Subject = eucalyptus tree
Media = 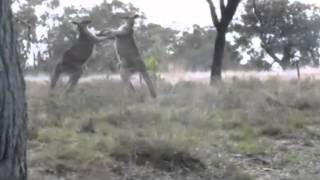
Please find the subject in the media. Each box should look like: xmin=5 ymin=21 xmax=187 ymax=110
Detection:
xmin=233 ymin=0 xmax=320 ymax=70
xmin=0 ymin=0 xmax=27 ymax=179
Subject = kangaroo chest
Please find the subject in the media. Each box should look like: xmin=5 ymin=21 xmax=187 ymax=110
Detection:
xmin=114 ymin=36 xmax=141 ymax=66
xmin=68 ymin=39 xmax=94 ymax=64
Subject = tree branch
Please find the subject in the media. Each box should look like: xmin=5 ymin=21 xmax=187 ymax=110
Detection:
xmin=206 ymin=0 xmax=220 ymax=27
xmin=14 ymin=17 xmax=32 ymax=53
xmin=220 ymin=0 xmax=225 ymax=13
xmin=15 ymin=18 xmax=31 ymax=28
xmin=252 ymin=0 xmax=264 ymax=27
xmin=220 ymin=0 xmax=241 ymax=28
xmin=14 ymin=17 xmax=32 ymax=40
xmin=261 ymin=42 xmax=281 ymax=64
xmin=253 ymin=0 xmax=287 ymax=67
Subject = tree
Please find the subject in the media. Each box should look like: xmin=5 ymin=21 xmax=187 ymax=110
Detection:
xmin=136 ymin=23 xmax=178 ymax=70
xmin=13 ymin=0 xmax=61 ymax=71
xmin=0 ymin=0 xmax=28 ymax=179
xmin=206 ymin=0 xmax=241 ymax=83
xmin=18 ymin=0 xmax=144 ymax=73
xmin=171 ymin=25 xmax=240 ymax=71
xmin=13 ymin=0 xmax=39 ymax=69
xmin=233 ymin=0 xmax=320 ymax=70
xmin=172 ymin=26 xmax=215 ymax=70
xmin=20 ymin=0 xmax=179 ymax=74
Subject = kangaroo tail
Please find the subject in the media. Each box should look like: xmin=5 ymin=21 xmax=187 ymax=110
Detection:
xmin=140 ymin=70 xmax=157 ymax=98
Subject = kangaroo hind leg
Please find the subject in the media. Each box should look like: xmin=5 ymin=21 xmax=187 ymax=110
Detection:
xmin=65 ymin=68 xmax=83 ymax=94
xmin=140 ymin=70 xmax=157 ymax=98
xmin=120 ymin=67 xmax=136 ymax=95
xmin=50 ymin=62 xmax=63 ymax=94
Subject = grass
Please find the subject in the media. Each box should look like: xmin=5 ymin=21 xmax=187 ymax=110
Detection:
xmin=26 ymin=78 xmax=320 ymax=180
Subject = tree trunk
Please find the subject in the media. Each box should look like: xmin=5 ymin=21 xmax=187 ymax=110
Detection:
xmin=296 ymin=61 xmax=301 ymax=80
xmin=0 ymin=0 xmax=28 ymax=180
xmin=279 ymin=59 xmax=291 ymax=70
xmin=206 ymin=0 xmax=241 ymax=83
xmin=210 ymin=29 xmax=226 ymax=83
xmin=278 ymin=44 xmax=292 ymax=70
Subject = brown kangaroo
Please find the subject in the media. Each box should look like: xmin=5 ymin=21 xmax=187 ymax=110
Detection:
xmin=50 ymin=20 xmax=108 ymax=94
xmin=100 ymin=15 xmax=157 ymax=98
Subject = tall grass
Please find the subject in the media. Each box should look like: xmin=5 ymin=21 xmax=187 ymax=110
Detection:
xmin=27 ymin=78 xmax=320 ymax=179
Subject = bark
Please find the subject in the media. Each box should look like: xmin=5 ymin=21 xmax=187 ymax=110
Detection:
xmin=280 ymin=44 xmax=293 ymax=70
xmin=210 ymin=29 xmax=226 ymax=82
xmin=0 ymin=0 xmax=28 ymax=179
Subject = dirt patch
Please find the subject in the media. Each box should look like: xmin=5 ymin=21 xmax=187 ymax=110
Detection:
xmin=111 ymin=140 xmax=206 ymax=173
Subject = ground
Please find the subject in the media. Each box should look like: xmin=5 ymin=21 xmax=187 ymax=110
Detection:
xmin=26 ymin=76 xmax=320 ymax=180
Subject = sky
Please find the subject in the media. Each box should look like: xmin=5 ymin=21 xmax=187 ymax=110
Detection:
xmin=58 ymin=0 xmax=211 ymax=30
xmin=59 ymin=0 xmax=320 ymax=30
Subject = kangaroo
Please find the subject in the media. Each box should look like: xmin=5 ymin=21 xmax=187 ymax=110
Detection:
xmin=101 ymin=15 xmax=157 ymax=98
xmin=50 ymin=20 xmax=108 ymax=94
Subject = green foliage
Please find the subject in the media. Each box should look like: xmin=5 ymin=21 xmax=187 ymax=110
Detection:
xmin=15 ymin=0 xmax=242 ymax=73
xmin=144 ymin=55 xmax=159 ymax=74
xmin=171 ymin=26 xmax=240 ymax=70
xmin=233 ymin=0 xmax=320 ymax=70
xmin=14 ymin=0 xmax=181 ymax=73
xmin=172 ymin=27 xmax=215 ymax=70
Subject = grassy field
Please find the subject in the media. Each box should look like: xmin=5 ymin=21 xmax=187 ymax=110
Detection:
xmin=26 ymin=77 xmax=320 ymax=180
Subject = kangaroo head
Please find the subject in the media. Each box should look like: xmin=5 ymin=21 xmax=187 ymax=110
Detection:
xmin=119 ymin=14 xmax=140 ymax=27
xmin=72 ymin=20 xmax=92 ymax=31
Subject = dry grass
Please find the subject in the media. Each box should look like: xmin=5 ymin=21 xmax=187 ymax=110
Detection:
xmin=25 ymin=67 xmax=320 ymax=85
xmin=26 ymin=77 xmax=320 ymax=180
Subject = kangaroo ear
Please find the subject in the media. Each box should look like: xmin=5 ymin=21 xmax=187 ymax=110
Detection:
xmin=133 ymin=14 xmax=140 ymax=19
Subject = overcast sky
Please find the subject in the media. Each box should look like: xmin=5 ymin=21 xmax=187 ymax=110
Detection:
xmin=59 ymin=0 xmax=320 ymax=30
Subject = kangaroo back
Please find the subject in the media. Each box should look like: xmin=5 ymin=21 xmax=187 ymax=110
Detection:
xmin=140 ymin=70 xmax=157 ymax=98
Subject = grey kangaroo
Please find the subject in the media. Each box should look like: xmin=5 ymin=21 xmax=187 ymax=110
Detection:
xmin=100 ymin=15 xmax=157 ymax=98
xmin=50 ymin=20 xmax=108 ymax=94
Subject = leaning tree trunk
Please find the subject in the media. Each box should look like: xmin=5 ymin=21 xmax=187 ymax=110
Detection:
xmin=0 ymin=0 xmax=28 ymax=180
